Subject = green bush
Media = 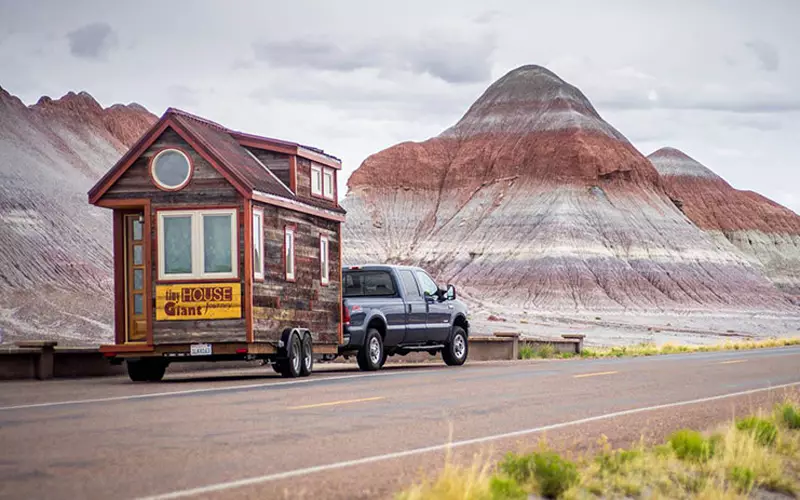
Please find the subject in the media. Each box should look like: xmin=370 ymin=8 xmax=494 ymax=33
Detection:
xmin=488 ymin=476 xmax=526 ymax=500
xmin=729 ymin=466 xmax=755 ymax=493
xmin=668 ymin=430 xmax=715 ymax=462
xmin=780 ymin=403 xmax=800 ymax=429
xmin=499 ymin=452 xmax=578 ymax=499
xmin=595 ymin=449 xmax=641 ymax=475
xmin=518 ymin=345 xmax=536 ymax=359
xmin=736 ymin=417 xmax=777 ymax=446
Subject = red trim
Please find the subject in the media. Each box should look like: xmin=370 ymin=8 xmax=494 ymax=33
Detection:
xmin=244 ymin=200 xmax=254 ymax=343
xmin=100 ymin=344 xmax=155 ymax=354
xmin=155 ymin=277 xmax=242 ymax=285
xmin=252 ymin=206 xmax=265 ymax=282
xmin=148 ymin=147 xmax=194 ymax=192
xmin=235 ymin=136 xmax=297 ymax=156
xmin=97 ymin=198 xmax=153 ymax=209
xmin=289 ymin=156 xmax=297 ymax=193
xmin=112 ymin=210 xmax=125 ymax=344
xmin=251 ymin=192 xmax=346 ymax=222
xmin=284 ymin=225 xmax=297 ymax=283
xmin=319 ymin=234 xmax=330 ymax=286
xmin=337 ymin=224 xmax=343 ymax=344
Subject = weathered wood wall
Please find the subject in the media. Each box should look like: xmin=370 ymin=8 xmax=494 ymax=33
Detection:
xmin=295 ymin=157 xmax=340 ymax=210
xmin=245 ymin=147 xmax=292 ymax=189
xmin=253 ymin=203 xmax=341 ymax=346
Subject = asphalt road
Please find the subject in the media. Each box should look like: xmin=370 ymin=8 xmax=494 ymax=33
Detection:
xmin=1 ymin=347 xmax=799 ymax=500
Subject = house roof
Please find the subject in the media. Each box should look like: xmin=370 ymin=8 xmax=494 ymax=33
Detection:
xmin=88 ymin=108 xmax=345 ymax=216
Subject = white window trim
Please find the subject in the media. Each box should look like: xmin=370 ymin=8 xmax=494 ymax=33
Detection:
xmin=157 ymin=208 xmax=238 ymax=281
xmin=322 ymin=168 xmax=335 ymax=200
xmin=319 ymin=235 xmax=329 ymax=285
xmin=284 ymin=226 xmax=296 ymax=281
xmin=253 ymin=208 xmax=264 ymax=280
xmin=151 ymin=149 xmax=192 ymax=190
xmin=311 ymin=165 xmax=323 ymax=197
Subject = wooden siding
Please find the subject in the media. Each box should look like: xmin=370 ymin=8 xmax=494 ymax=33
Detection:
xmin=253 ymin=203 xmax=342 ymax=346
xmin=295 ymin=157 xmax=340 ymax=209
xmin=101 ymin=128 xmax=239 ymax=205
xmin=244 ymin=147 xmax=293 ymax=189
xmin=153 ymin=319 xmax=246 ymax=344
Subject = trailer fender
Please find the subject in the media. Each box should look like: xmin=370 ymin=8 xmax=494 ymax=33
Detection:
xmin=278 ymin=328 xmax=312 ymax=358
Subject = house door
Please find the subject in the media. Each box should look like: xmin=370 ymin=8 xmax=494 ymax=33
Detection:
xmin=125 ymin=213 xmax=147 ymax=343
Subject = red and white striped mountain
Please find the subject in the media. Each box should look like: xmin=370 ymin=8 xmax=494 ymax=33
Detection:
xmin=648 ymin=147 xmax=800 ymax=296
xmin=0 ymin=87 xmax=156 ymax=343
xmin=343 ymin=65 xmax=796 ymax=313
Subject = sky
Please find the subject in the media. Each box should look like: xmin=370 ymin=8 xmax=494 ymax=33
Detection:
xmin=1 ymin=0 xmax=798 ymax=212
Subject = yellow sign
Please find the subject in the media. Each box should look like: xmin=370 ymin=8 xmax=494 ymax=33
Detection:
xmin=155 ymin=283 xmax=241 ymax=321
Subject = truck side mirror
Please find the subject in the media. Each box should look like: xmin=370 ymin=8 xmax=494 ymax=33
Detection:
xmin=445 ymin=284 xmax=456 ymax=300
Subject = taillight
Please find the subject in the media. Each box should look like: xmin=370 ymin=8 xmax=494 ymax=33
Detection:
xmin=342 ymin=304 xmax=351 ymax=326
xmin=236 ymin=348 xmax=248 ymax=354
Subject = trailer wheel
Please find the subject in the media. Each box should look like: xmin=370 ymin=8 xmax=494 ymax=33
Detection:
xmin=127 ymin=359 xmax=166 ymax=382
xmin=300 ymin=332 xmax=313 ymax=377
xmin=357 ymin=329 xmax=384 ymax=371
xmin=280 ymin=331 xmax=303 ymax=378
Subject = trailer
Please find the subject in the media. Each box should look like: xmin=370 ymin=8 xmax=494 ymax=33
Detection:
xmin=88 ymin=108 xmax=345 ymax=381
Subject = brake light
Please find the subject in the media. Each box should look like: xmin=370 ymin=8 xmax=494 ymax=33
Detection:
xmin=236 ymin=348 xmax=248 ymax=354
xmin=350 ymin=266 xmax=360 ymax=270
xmin=343 ymin=303 xmax=351 ymax=326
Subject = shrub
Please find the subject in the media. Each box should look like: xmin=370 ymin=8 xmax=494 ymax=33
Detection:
xmin=488 ymin=476 xmax=526 ymax=500
xmin=499 ymin=452 xmax=578 ymax=499
xmin=595 ymin=449 xmax=641 ymax=475
xmin=728 ymin=466 xmax=755 ymax=493
xmin=736 ymin=417 xmax=777 ymax=446
xmin=518 ymin=345 xmax=536 ymax=360
xmin=668 ymin=429 xmax=715 ymax=462
xmin=780 ymin=403 xmax=800 ymax=430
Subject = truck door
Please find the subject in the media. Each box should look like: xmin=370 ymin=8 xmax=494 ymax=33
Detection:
xmin=397 ymin=269 xmax=427 ymax=344
xmin=415 ymin=270 xmax=452 ymax=343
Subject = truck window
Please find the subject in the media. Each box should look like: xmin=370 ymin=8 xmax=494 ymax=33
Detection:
xmin=343 ymin=271 xmax=397 ymax=297
xmin=398 ymin=270 xmax=421 ymax=299
xmin=414 ymin=271 xmax=439 ymax=297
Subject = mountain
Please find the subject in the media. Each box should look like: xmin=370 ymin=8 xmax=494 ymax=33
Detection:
xmin=648 ymin=147 xmax=800 ymax=297
xmin=0 ymin=87 xmax=156 ymax=344
xmin=342 ymin=65 xmax=795 ymax=313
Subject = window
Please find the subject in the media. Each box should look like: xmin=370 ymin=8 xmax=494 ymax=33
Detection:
xmin=151 ymin=149 xmax=192 ymax=190
xmin=311 ymin=165 xmax=322 ymax=196
xmin=323 ymin=168 xmax=335 ymax=200
xmin=399 ymin=270 xmax=421 ymax=299
xmin=415 ymin=271 xmax=439 ymax=297
xmin=284 ymin=226 xmax=295 ymax=281
xmin=157 ymin=209 xmax=238 ymax=280
xmin=343 ymin=271 xmax=396 ymax=297
xmin=253 ymin=209 xmax=264 ymax=279
xmin=319 ymin=235 xmax=329 ymax=285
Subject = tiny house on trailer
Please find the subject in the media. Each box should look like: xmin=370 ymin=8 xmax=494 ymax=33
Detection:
xmin=88 ymin=108 xmax=345 ymax=381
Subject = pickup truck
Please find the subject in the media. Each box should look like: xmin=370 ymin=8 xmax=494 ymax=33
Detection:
xmin=339 ymin=264 xmax=470 ymax=370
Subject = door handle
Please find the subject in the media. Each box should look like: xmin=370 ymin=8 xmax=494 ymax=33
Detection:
xmin=407 ymin=304 xmax=412 ymax=313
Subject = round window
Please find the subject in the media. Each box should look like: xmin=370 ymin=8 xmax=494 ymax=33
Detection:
xmin=151 ymin=149 xmax=192 ymax=190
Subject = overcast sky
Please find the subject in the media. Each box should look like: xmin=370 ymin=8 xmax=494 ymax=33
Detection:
xmin=1 ymin=0 xmax=798 ymax=212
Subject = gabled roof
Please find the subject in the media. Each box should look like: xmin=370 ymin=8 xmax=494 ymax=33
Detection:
xmin=88 ymin=108 xmax=345 ymax=216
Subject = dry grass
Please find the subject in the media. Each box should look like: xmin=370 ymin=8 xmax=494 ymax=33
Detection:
xmin=397 ymin=402 xmax=800 ymax=499
xmin=578 ymin=337 xmax=800 ymax=359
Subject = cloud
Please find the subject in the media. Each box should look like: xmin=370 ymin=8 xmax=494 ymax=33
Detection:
xmin=66 ymin=22 xmax=117 ymax=59
xmin=252 ymin=30 xmax=495 ymax=84
xmin=745 ymin=40 xmax=780 ymax=72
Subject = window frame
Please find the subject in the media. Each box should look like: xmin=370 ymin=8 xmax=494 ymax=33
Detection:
xmin=253 ymin=208 xmax=264 ymax=280
xmin=322 ymin=167 xmax=335 ymax=200
xmin=414 ymin=270 xmax=439 ymax=297
xmin=156 ymin=208 xmax=239 ymax=281
xmin=149 ymin=148 xmax=193 ymax=192
xmin=319 ymin=235 xmax=329 ymax=285
xmin=284 ymin=225 xmax=296 ymax=282
xmin=311 ymin=165 xmax=323 ymax=197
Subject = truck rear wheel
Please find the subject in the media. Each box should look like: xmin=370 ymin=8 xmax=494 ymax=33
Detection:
xmin=357 ymin=329 xmax=384 ymax=371
xmin=299 ymin=332 xmax=313 ymax=377
xmin=279 ymin=331 xmax=303 ymax=378
xmin=443 ymin=326 xmax=468 ymax=366
xmin=127 ymin=359 xmax=166 ymax=382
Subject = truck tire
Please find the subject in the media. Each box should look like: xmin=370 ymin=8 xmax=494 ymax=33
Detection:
xmin=127 ymin=359 xmax=166 ymax=382
xmin=279 ymin=331 xmax=303 ymax=378
xmin=357 ymin=329 xmax=384 ymax=371
xmin=299 ymin=331 xmax=313 ymax=377
xmin=443 ymin=326 xmax=468 ymax=366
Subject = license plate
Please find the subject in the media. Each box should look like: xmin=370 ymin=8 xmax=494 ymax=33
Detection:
xmin=190 ymin=343 xmax=212 ymax=356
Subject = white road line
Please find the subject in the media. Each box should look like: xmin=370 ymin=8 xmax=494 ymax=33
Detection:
xmin=139 ymin=380 xmax=800 ymax=500
xmin=0 ymin=369 xmax=441 ymax=411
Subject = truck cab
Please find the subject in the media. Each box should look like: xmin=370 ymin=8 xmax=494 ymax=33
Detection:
xmin=339 ymin=265 xmax=470 ymax=370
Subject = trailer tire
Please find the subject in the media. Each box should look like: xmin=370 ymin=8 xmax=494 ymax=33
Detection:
xmin=300 ymin=332 xmax=313 ymax=377
xmin=357 ymin=329 xmax=384 ymax=371
xmin=127 ymin=359 xmax=166 ymax=382
xmin=443 ymin=326 xmax=468 ymax=366
xmin=280 ymin=331 xmax=303 ymax=378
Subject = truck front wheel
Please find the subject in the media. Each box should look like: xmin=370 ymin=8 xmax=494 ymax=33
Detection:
xmin=357 ymin=329 xmax=384 ymax=371
xmin=443 ymin=326 xmax=468 ymax=366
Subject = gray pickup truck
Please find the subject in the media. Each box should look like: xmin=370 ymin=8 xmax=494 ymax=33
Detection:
xmin=339 ymin=265 xmax=470 ymax=371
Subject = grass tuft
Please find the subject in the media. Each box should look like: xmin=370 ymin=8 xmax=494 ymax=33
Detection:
xmin=499 ymin=451 xmax=578 ymax=498
xmin=669 ymin=429 xmax=716 ymax=462
xmin=736 ymin=416 xmax=778 ymax=446
xmin=780 ymin=403 xmax=800 ymax=430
